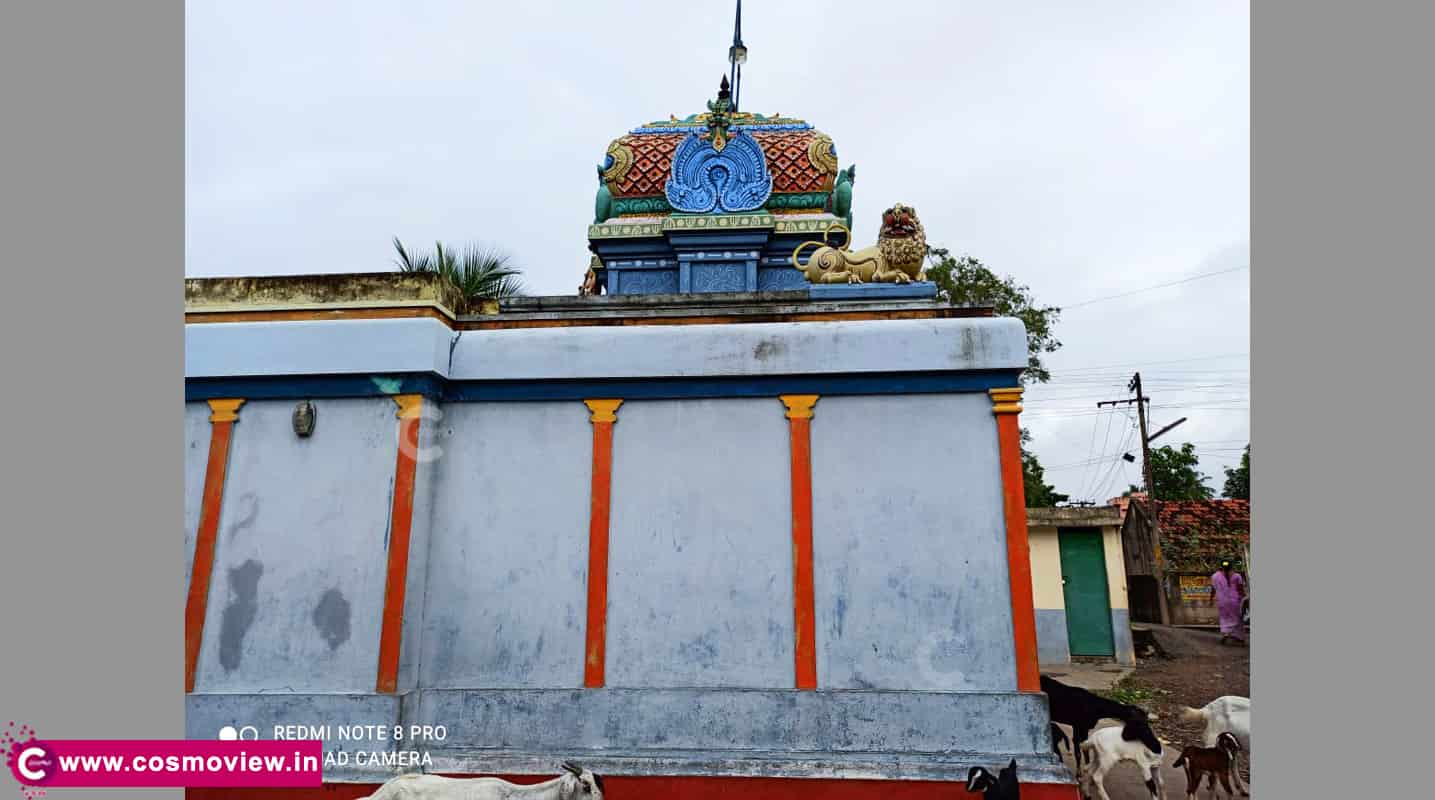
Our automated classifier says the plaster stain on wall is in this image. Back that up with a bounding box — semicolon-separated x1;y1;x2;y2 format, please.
958;327;977;364
752;339;786;361
218;560;262;671
678;632;720;668
312;588;351;650
225;493;259;541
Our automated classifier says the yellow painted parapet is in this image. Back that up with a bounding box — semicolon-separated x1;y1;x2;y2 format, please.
185;272;463;320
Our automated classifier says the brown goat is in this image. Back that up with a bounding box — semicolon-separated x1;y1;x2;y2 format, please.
1171;731;1247;798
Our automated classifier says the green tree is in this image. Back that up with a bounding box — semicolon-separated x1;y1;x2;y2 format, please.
925;247;1067;504
393;237;525;304
1223;445;1250;500
1022;429;1070;507
924;247;1062;383
1129;442;1215;500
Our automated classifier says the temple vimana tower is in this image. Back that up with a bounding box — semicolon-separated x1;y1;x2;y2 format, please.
184;5;1073;798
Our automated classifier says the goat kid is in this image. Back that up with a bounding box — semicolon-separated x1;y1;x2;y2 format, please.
1179;695;1249;795
358;762;604;800
1042;675;1150;768
1078;719;1165;800
1172;732;1246;799
966;759;1021;799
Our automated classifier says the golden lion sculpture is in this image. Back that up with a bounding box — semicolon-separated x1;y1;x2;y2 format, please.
791;203;928;284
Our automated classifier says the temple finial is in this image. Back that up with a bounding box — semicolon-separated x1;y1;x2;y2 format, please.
727;0;747;113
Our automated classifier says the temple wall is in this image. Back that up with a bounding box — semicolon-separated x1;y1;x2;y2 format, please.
605;398;795;688
811;394;1015;692
184;401;211;595
418;401;592;689
191;398;397;693
182;313;1069;785
183;392;1020;694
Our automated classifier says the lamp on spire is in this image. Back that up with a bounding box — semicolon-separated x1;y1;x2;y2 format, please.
727;0;746;112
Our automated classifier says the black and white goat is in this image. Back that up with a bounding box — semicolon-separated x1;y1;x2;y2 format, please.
966;759;1021;799
358;763;604;800
1078;718;1166;800
1172;732;1247;798
1041;675;1150;768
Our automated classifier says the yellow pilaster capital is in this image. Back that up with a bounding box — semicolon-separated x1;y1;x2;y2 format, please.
391;394;424;419
584;399;623;423
779;394;820;420
989;387;1024;415
207;398;246;423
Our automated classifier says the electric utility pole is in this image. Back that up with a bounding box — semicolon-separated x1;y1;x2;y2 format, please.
1098;372;1183;626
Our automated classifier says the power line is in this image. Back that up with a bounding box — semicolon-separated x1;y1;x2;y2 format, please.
1060;266;1249;311
1079;406;1122;500
1051;352;1248;373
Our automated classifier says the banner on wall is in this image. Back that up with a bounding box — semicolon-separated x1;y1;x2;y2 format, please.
1178;575;1211;602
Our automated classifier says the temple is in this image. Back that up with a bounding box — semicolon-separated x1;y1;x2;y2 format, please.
182;6;1074;799
585;74;934;301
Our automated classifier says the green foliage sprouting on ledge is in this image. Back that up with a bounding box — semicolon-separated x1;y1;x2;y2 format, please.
392;237;525;307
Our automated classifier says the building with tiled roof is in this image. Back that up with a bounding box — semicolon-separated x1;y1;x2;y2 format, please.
1113;495;1250;625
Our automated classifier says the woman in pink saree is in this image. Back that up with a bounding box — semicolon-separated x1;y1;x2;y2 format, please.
1211;560;1248;644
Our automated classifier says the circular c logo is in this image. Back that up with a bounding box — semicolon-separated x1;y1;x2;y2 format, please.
15;743;56;784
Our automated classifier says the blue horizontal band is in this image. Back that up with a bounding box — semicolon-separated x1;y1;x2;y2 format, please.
184;370;1022;403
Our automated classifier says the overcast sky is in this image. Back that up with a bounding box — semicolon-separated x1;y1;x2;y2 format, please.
186;1;1249;502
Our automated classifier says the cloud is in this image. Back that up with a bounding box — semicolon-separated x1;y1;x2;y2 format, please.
186;0;1248;496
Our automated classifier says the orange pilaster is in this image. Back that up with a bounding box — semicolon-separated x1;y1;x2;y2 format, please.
184;398;246;693
376;394;424;694
991;388;1040;692
582;399;623;688
780;395;820;690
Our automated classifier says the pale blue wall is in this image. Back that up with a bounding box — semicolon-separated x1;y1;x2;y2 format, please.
811;394;1017;692
192;398;397;692
184;402;211;595
606;398;795;688
183;393;1022;695
418;402;593;688
1035;609;1071;665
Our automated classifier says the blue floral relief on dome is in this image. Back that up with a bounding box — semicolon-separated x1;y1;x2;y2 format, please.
664;131;773;214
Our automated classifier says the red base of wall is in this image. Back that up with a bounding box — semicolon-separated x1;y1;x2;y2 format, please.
188;775;1080;799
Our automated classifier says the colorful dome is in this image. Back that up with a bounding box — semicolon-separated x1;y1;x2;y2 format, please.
596;110;840;219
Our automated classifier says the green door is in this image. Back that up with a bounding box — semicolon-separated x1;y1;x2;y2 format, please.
1058;529;1115;657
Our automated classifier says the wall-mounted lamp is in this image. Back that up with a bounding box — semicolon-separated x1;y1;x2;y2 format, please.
293;400;316;437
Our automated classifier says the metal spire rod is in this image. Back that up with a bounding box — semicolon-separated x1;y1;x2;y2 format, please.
728;0;747;113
